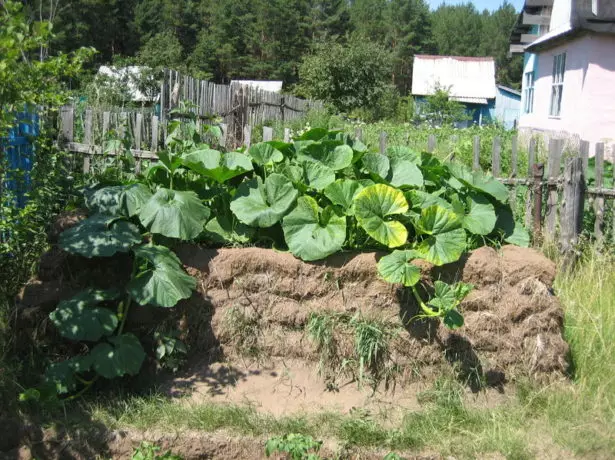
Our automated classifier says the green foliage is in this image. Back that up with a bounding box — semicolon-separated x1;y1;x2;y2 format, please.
132;441;184;460
417;88;469;127
265;433;323;460
297;37;393;114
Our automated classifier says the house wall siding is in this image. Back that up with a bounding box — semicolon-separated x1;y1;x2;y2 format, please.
519;33;615;155
494;88;521;129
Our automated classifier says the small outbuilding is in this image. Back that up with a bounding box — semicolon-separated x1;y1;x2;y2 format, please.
412;55;520;128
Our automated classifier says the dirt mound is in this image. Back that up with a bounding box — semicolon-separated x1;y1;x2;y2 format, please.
176;245;568;388
17;234;568;395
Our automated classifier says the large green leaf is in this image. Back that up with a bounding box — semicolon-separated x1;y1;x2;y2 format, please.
182;149;253;183
362;153;390;179
299;142;353;171
505;222;531;247
205;215;255;244
84;186;124;215
49;289;119;341
282;196;346;261
354;184;409;248
248;143;284;166
495;206;531;247
90;333;146;379
297;128;328;141
377;250;422;286
139;188;210;240
230;174;298;227
120;183;153;217
388;158;423;188
464;192;497;236
387;146;422;164
406;190;451;214
324;179;364;215
60;214;142;258
449;163;509;204
418;228;467;266
45;356;93;394
416;205;462;235
127;244;196;308
302;160;336;190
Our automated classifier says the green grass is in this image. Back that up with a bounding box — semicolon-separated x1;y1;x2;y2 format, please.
82;248;615;459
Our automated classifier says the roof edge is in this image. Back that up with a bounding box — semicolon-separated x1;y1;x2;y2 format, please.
414;54;495;62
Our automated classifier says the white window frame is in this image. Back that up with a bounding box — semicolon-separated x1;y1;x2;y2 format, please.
524;71;535;114
549;53;566;118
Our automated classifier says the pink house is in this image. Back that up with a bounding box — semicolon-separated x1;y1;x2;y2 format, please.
515;0;615;156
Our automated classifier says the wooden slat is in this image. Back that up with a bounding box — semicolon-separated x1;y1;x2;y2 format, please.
102;112;110;141
263;126;273;142
379;131;387;155
60;106;74;142
284;128;291;143
492;136;501;177
579;140;590;178
134;113;143;150
472;136;480;170
449;135;458;162
427;134;436;153
83;109;92;173
151;115;159;152
525;138;537;229
67;142;158;160
560;156;585;268
243;125;252;148
354;127;363;141
545;138;563;239
594;142;605;243
220;123;228;148
511;136;518;177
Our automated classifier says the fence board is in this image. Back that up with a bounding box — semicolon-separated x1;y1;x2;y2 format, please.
472;136;480;170
492;137;501;177
545;139;563;239
263;126;273;142
83;110;93;173
379;131;387;155
560;156;585;268
427;134;436;153
594;142;605;243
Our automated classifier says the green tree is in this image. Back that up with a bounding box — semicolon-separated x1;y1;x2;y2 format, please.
431;3;483;56
309;0;352;40
479;2;522;88
349;0;388;43
138;30;184;70
297;36;392;113
386;0;434;94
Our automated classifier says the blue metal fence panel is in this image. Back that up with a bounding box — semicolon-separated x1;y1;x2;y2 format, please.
2;111;39;207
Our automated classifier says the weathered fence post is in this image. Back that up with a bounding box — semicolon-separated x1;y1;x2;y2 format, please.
151;115;159;152
263;126;273;142
525;138;537;229
354;127;363;141
472;135;480;171
533;162;545;241
284;128;291;143
60;106;74;144
219;123;227;148
594;142;605;243
83;109;92;173
449;135;458;162
379;131;387;155
492;137;501;177
560;155;585;270
427;134;436;153
579;140;590;177
243;125;252;148
545;138;564;240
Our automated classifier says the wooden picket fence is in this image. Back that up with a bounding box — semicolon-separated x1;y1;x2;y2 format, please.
59;114;615;257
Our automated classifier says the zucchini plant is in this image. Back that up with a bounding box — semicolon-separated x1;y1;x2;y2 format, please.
42;121;528;398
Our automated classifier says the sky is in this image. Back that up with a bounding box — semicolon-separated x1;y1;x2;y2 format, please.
426;0;524;12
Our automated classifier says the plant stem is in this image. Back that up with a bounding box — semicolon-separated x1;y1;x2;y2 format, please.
411;285;438;317
118;255;139;335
